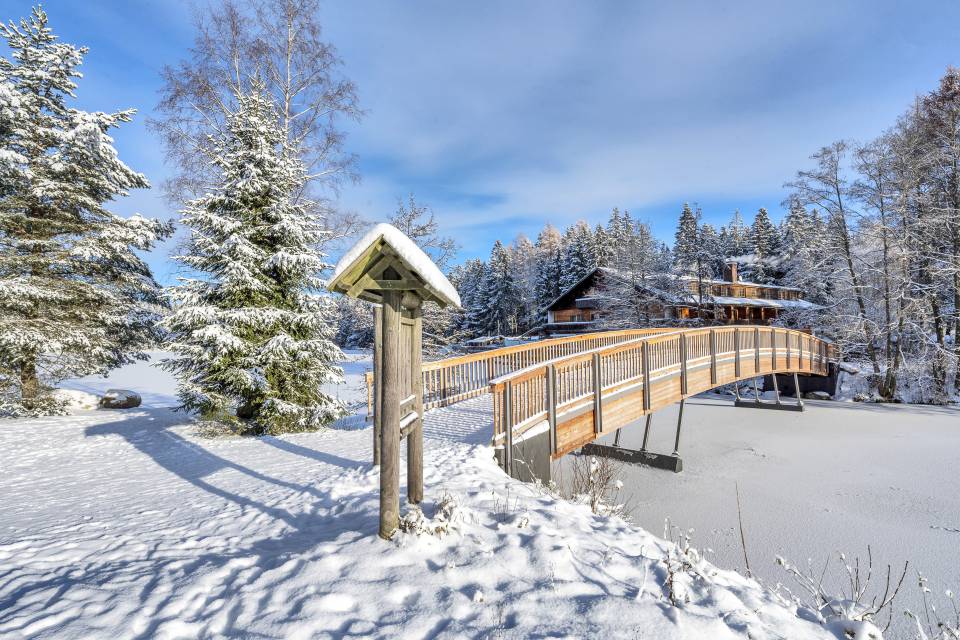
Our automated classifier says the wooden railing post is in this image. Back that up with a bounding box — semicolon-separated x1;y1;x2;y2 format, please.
592;353;603;434
547;365;557;455
679;335;688;396
734;327;741;378
709;329;718;385
642;341;652;411
786;331;792;369
754;326;761;373
770;328;777;370
503;381;513;476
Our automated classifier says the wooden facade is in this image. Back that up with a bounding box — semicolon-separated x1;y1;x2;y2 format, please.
543;263;816;335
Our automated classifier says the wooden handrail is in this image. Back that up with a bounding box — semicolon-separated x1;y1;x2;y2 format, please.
365;327;674;415
489;326;838;451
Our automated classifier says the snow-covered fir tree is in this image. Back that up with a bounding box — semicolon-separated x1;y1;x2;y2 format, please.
534;224;564;316
456;258;488;336
672;203;700;275
593;223;613;268
510;234;539;332
0;7;171;416
476;240;521;335
560;221;596;289
161;82;344;434
723;209;752;257
748;207;780;283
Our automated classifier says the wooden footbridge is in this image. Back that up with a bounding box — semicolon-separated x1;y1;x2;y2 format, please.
366;326;837;480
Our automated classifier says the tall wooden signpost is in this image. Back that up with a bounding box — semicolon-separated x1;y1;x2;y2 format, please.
328;224;460;539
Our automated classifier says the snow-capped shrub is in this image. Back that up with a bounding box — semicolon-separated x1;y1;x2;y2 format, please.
567;454;629;518
397;492;468;539
776;547;907;639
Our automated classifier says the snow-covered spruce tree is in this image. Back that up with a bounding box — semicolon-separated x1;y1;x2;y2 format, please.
476;240;521;335
0;7;171;416
749;207;780;283
534;224;563;317
161;83;344;435
672;202;700;275
560;221;597;290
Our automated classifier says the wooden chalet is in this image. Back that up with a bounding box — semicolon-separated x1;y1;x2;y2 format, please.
542;262;818;336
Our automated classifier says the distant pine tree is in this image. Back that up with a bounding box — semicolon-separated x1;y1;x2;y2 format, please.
750;207;780;283
0;7;172;416
534;225;563;319
477;241;520;335
561;221;596;289
161;82;344;434
672;203;700;275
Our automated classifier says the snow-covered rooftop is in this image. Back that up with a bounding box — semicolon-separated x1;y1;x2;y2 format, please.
330;223;461;308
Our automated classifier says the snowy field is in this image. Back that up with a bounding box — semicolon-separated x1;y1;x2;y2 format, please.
0;355;841;639
2;353;956;638
572;394;960;637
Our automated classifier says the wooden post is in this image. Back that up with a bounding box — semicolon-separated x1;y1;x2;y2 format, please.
379;290;401;540
771;328;777;370
407;300;424;504
503;381;513;476
734;327;741;378
709;329;718;385
592;353;603;434
754;327;761;373
672;398;685;456
640;413;653;452
642;342;652;411
547;365;557;455
679;335;688;396
373;305;383;466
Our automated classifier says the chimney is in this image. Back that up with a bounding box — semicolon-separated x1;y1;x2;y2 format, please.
724;260;738;283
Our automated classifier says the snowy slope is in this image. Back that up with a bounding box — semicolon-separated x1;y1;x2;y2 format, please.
0;399;834;638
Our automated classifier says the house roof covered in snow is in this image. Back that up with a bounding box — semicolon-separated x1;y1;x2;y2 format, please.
328;223;461;309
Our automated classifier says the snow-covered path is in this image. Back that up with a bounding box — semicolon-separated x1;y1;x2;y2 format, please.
0;394;833;639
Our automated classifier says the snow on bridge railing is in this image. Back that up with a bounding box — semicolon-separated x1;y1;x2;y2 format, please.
488;326;837;457
364;327;673;416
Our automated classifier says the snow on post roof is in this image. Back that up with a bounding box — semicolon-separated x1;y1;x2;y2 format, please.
328;223;461;308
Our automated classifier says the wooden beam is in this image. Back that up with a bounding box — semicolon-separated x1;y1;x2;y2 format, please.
407;303;424;505
379;290;401;540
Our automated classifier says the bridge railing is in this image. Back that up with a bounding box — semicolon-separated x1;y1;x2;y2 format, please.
489;326;837;456
365;327;673;415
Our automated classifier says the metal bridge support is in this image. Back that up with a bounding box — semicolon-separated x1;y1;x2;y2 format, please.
735;375;804;412
581;403;684;474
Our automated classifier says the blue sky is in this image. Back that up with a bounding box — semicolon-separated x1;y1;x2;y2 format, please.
7;0;960;282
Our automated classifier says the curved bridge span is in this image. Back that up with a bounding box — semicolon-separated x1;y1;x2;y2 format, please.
367;326;837;476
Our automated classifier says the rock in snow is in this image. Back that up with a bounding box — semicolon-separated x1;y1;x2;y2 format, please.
804;390;832;400
97;389;142;409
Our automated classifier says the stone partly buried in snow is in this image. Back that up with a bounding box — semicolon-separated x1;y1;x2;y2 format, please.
804;390;833;400
98;389;142;409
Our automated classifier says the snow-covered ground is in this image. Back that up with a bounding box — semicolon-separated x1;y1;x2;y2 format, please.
573;394;960;638
1;356;840;639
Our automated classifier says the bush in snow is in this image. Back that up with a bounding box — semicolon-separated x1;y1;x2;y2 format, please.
905;572;960;640
397;492;468;539
160;80;344;435
566;454;630;518
776;547;907;639
0;7;171;416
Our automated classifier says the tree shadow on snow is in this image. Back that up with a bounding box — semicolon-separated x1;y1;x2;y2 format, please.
0;410;380;638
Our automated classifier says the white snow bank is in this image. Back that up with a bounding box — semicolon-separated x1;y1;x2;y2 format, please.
0;396;834;639
331;223;461;308
49;388;99;411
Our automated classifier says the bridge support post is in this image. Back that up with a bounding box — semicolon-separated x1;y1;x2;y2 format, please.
735;374;804;411
793;372;804;409
672;399;685;457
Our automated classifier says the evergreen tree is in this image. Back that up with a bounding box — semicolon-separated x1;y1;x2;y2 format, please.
750;207;780;283
593;223;613;268
161;82;343;434
560;221;596;289
698;223;725;278
725;209;752;256
510;235;539;332
0;7;171;415
534;225;563;318
672;203;700;274
477;241;520;335
457;259;488;336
